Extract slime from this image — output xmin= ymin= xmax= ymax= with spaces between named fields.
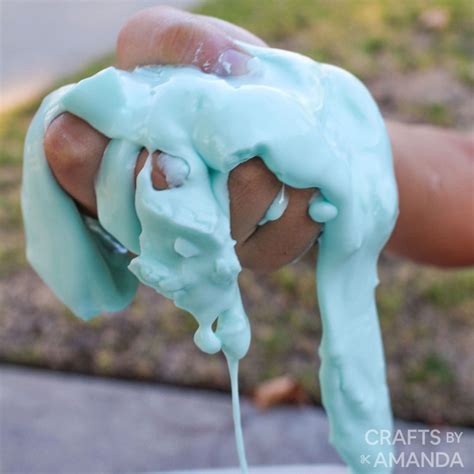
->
xmin=22 ymin=43 xmax=398 ymax=473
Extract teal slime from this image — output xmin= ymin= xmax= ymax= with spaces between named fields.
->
xmin=22 ymin=43 xmax=398 ymax=473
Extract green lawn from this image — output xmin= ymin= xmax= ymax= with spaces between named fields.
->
xmin=197 ymin=0 xmax=474 ymax=86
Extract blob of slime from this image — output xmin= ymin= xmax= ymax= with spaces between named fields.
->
xmin=22 ymin=43 xmax=398 ymax=473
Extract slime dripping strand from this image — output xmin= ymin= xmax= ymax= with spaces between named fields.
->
xmin=227 ymin=355 xmax=249 ymax=473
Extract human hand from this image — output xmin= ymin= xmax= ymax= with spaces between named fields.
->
xmin=44 ymin=6 xmax=321 ymax=272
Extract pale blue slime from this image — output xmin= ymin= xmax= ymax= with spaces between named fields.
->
xmin=22 ymin=43 xmax=398 ymax=473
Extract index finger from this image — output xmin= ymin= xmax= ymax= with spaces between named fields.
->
xmin=116 ymin=6 xmax=265 ymax=75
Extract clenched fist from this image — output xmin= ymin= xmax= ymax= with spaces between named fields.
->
xmin=44 ymin=6 xmax=321 ymax=272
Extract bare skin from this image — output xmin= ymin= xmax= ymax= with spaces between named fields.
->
xmin=44 ymin=6 xmax=474 ymax=271
xmin=386 ymin=121 xmax=474 ymax=266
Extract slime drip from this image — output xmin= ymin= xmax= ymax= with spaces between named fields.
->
xmin=22 ymin=43 xmax=398 ymax=473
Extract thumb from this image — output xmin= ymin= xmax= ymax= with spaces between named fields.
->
xmin=116 ymin=6 xmax=257 ymax=76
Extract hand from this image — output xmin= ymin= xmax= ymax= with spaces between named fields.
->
xmin=44 ymin=6 xmax=321 ymax=272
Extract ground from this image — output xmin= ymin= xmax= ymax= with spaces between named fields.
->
xmin=2 ymin=366 xmax=473 ymax=473
xmin=0 ymin=0 xmax=473 ymax=426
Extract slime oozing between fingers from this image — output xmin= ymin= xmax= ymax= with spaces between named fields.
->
xmin=22 ymin=42 xmax=398 ymax=473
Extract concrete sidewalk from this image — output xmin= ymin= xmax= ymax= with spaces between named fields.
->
xmin=1 ymin=366 xmax=472 ymax=473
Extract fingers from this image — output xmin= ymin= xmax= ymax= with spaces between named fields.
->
xmin=45 ymin=6 xmax=265 ymax=217
xmin=45 ymin=6 xmax=265 ymax=219
xmin=228 ymin=158 xmax=281 ymax=241
xmin=116 ymin=6 xmax=259 ymax=75
xmin=45 ymin=7 xmax=321 ymax=273
xmin=134 ymin=149 xmax=168 ymax=190
xmin=44 ymin=113 xmax=320 ymax=271
xmin=237 ymin=187 xmax=321 ymax=272
xmin=44 ymin=113 xmax=108 ymax=216
xmin=44 ymin=115 xmax=169 ymax=217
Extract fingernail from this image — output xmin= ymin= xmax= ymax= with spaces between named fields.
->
xmin=212 ymin=49 xmax=253 ymax=77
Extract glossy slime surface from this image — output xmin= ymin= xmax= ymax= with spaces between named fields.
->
xmin=22 ymin=43 xmax=398 ymax=473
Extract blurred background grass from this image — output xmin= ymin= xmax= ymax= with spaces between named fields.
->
xmin=0 ymin=0 xmax=473 ymax=426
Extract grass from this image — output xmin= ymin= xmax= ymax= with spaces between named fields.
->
xmin=421 ymin=268 xmax=474 ymax=309
xmin=377 ymin=285 xmax=404 ymax=324
xmin=196 ymin=0 xmax=474 ymax=84
xmin=406 ymin=352 xmax=455 ymax=385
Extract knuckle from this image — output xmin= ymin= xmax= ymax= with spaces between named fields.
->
xmin=44 ymin=114 xmax=105 ymax=177
xmin=117 ymin=6 xmax=198 ymax=66
xmin=230 ymin=158 xmax=273 ymax=195
xmin=229 ymin=158 xmax=280 ymax=218
xmin=44 ymin=115 xmax=84 ymax=173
